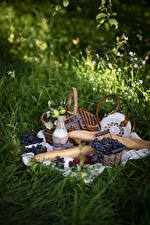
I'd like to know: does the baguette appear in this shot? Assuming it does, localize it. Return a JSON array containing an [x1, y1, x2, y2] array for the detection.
[[34, 145, 95, 162], [68, 130, 150, 150], [34, 145, 122, 166], [34, 131, 150, 163]]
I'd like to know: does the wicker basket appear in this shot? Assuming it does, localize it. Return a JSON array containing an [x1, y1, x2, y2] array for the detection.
[[96, 94, 135, 137], [41, 87, 101, 145], [103, 152, 122, 167], [41, 115, 56, 145], [41, 87, 80, 145], [65, 87, 79, 132], [65, 87, 101, 132], [79, 107, 101, 131]]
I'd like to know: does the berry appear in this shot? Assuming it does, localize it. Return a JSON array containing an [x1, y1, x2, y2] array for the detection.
[[69, 160, 77, 168], [21, 130, 43, 145], [73, 157, 80, 164], [54, 156, 65, 169], [58, 107, 66, 115], [23, 144, 47, 155], [51, 109, 59, 118], [84, 155, 91, 164]]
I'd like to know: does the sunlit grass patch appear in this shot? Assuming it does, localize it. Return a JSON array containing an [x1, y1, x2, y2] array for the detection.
[[0, 1, 150, 225]]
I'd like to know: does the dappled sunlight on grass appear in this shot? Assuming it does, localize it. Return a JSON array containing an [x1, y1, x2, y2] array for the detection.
[[0, 1, 150, 225]]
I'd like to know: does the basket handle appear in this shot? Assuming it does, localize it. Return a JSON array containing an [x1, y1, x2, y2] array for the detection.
[[120, 116, 136, 133], [67, 87, 78, 116], [96, 94, 120, 121]]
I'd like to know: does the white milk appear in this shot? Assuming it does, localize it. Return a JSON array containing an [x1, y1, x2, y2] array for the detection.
[[52, 128, 68, 144], [52, 116, 68, 145]]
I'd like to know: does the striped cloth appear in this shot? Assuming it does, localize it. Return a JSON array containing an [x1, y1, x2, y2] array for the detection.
[[120, 132, 150, 164]]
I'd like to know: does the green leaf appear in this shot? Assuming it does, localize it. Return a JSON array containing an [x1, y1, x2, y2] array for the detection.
[[97, 18, 105, 28], [63, 0, 69, 7], [96, 13, 107, 20], [48, 100, 51, 108], [136, 33, 143, 41], [55, 5, 61, 11], [31, 163, 38, 172], [46, 111, 51, 118], [101, 0, 106, 6], [108, 18, 118, 29], [6, 124, 15, 128], [104, 22, 110, 30], [8, 70, 15, 79], [112, 12, 117, 16], [44, 121, 53, 129]]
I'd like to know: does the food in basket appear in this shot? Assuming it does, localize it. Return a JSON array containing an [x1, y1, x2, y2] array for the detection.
[[58, 106, 66, 115], [51, 109, 60, 118], [41, 87, 101, 145]]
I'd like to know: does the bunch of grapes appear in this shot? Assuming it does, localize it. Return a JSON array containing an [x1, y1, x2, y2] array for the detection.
[[23, 144, 47, 155], [90, 152, 102, 164], [21, 131, 43, 145], [90, 137, 126, 163], [53, 156, 65, 169]]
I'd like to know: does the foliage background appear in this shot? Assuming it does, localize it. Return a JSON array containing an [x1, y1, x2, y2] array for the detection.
[[0, 0, 150, 224]]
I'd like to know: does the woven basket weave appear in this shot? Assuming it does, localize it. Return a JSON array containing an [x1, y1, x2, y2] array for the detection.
[[41, 87, 79, 145], [41, 115, 56, 145], [79, 107, 100, 131], [41, 87, 101, 145], [103, 152, 122, 167], [65, 87, 79, 132], [65, 88, 101, 132]]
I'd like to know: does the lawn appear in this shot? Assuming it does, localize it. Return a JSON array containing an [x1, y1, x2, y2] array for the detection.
[[0, 1, 150, 225]]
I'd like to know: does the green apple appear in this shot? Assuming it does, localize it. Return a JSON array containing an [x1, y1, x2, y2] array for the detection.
[[51, 109, 59, 118], [59, 107, 66, 115]]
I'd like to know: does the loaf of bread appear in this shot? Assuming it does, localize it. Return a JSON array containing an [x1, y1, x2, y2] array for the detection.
[[68, 130, 150, 150], [33, 130, 150, 163], [34, 145, 95, 162]]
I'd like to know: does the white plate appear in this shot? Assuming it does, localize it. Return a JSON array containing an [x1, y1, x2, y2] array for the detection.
[[100, 112, 131, 137]]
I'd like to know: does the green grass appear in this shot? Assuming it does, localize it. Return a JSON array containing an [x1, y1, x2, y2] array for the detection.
[[0, 1, 150, 225], [0, 140, 150, 225], [0, 56, 150, 225]]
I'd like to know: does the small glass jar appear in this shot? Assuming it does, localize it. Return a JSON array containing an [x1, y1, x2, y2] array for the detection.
[[52, 116, 68, 145]]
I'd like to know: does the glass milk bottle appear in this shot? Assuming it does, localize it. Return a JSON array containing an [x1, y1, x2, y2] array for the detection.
[[52, 116, 68, 145]]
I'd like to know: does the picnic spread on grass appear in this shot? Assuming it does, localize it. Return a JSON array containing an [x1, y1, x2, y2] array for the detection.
[[21, 87, 150, 182]]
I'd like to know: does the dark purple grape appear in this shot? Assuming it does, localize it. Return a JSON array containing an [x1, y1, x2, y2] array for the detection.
[[23, 144, 47, 155], [54, 156, 65, 169], [90, 153, 101, 164], [90, 137, 126, 161], [21, 130, 43, 145]]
